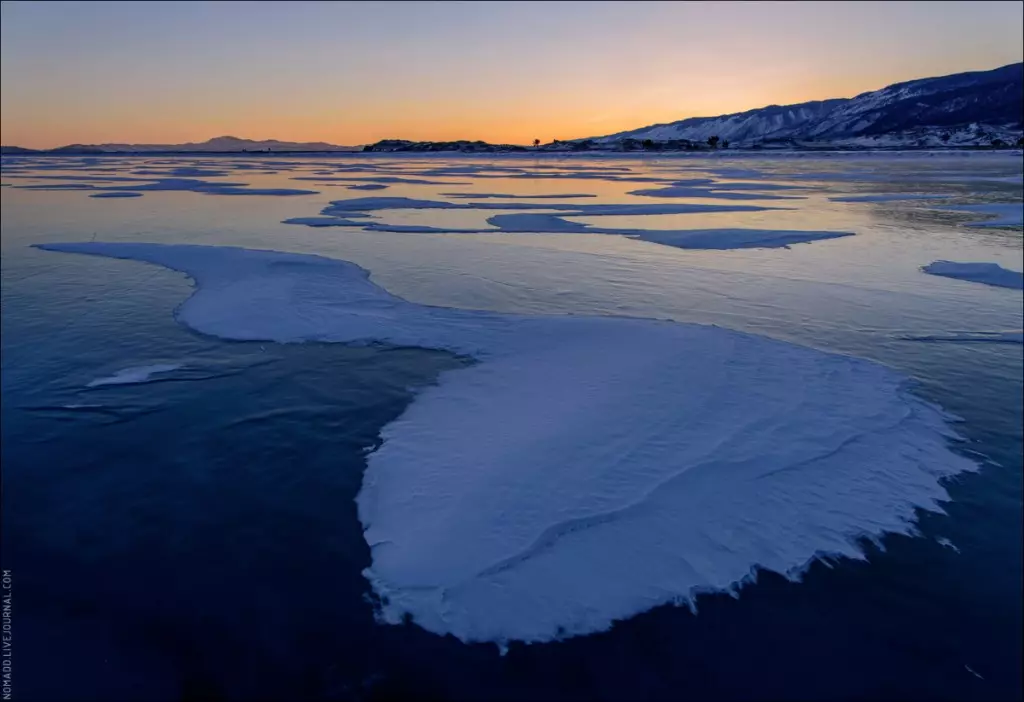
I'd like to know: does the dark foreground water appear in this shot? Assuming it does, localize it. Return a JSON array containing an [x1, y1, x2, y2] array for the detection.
[[1, 153, 1021, 701]]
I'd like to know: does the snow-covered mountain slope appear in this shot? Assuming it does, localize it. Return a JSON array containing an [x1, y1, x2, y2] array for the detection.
[[591, 63, 1023, 146]]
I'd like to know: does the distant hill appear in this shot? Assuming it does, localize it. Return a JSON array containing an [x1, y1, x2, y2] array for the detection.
[[0, 145, 41, 154], [5, 65, 1022, 156], [2, 136, 361, 154], [362, 139, 527, 153], [586, 63, 1024, 149]]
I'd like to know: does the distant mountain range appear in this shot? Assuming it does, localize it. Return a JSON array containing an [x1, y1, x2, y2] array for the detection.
[[1, 135, 360, 155], [3, 63, 1022, 155], [586, 62, 1023, 149]]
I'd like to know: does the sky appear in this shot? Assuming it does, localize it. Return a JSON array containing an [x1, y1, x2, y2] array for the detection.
[[1, 0, 1022, 148]]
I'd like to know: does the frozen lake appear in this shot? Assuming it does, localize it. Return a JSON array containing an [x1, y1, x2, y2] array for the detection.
[[2, 151, 1021, 700]]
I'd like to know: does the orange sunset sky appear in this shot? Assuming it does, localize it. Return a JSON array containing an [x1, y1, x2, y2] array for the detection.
[[2, 0, 1022, 148]]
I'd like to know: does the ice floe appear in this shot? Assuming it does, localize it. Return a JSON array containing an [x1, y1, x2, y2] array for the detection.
[[86, 363, 183, 388], [922, 261, 1024, 290], [319, 196, 782, 217], [38, 241, 978, 646], [284, 208, 851, 250]]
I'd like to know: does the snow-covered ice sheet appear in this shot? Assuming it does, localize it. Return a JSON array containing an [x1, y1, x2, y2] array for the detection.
[[319, 196, 782, 217], [38, 241, 978, 647], [922, 261, 1024, 290], [284, 210, 852, 250], [622, 227, 854, 250], [282, 216, 374, 227]]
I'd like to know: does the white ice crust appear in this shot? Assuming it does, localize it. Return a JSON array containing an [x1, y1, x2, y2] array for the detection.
[[922, 261, 1024, 290], [86, 363, 182, 388], [39, 242, 977, 646]]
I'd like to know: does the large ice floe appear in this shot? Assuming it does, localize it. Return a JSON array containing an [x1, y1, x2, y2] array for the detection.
[[922, 261, 1024, 290], [318, 196, 784, 217], [37, 241, 978, 647], [284, 198, 850, 250]]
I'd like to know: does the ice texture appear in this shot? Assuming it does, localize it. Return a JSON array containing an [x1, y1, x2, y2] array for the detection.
[[622, 227, 853, 249], [15, 177, 317, 197], [935, 203, 1024, 228], [922, 261, 1024, 290], [284, 210, 853, 250], [903, 330, 1023, 344], [86, 364, 182, 388], [626, 186, 802, 200], [319, 196, 782, 217], [440, 192, 598, 199], [37, 241, 978, 647], [829, 194, 947, 203]]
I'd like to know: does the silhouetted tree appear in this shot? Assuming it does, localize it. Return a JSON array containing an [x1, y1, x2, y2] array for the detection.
[[721, 139, 730, 149], [1017, 136, 1024, 147], [940, 132, 951, 143], [707, 135, 720, 148], [533, 139, 540, 148], [991, 138, 1006, 148], [642, 139, 654, 150]]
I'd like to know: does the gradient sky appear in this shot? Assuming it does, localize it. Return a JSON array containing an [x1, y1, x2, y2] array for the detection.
[[2, 0, 1022, 148]]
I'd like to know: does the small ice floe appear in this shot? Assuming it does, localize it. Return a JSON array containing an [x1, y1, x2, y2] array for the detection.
[[86, 363, 182, 388], [922, 261, 1024, 290]]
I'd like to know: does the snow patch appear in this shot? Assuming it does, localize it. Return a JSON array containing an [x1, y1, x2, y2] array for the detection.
[[922, 261, 1024, 289], [86, 364, 183, 388]]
